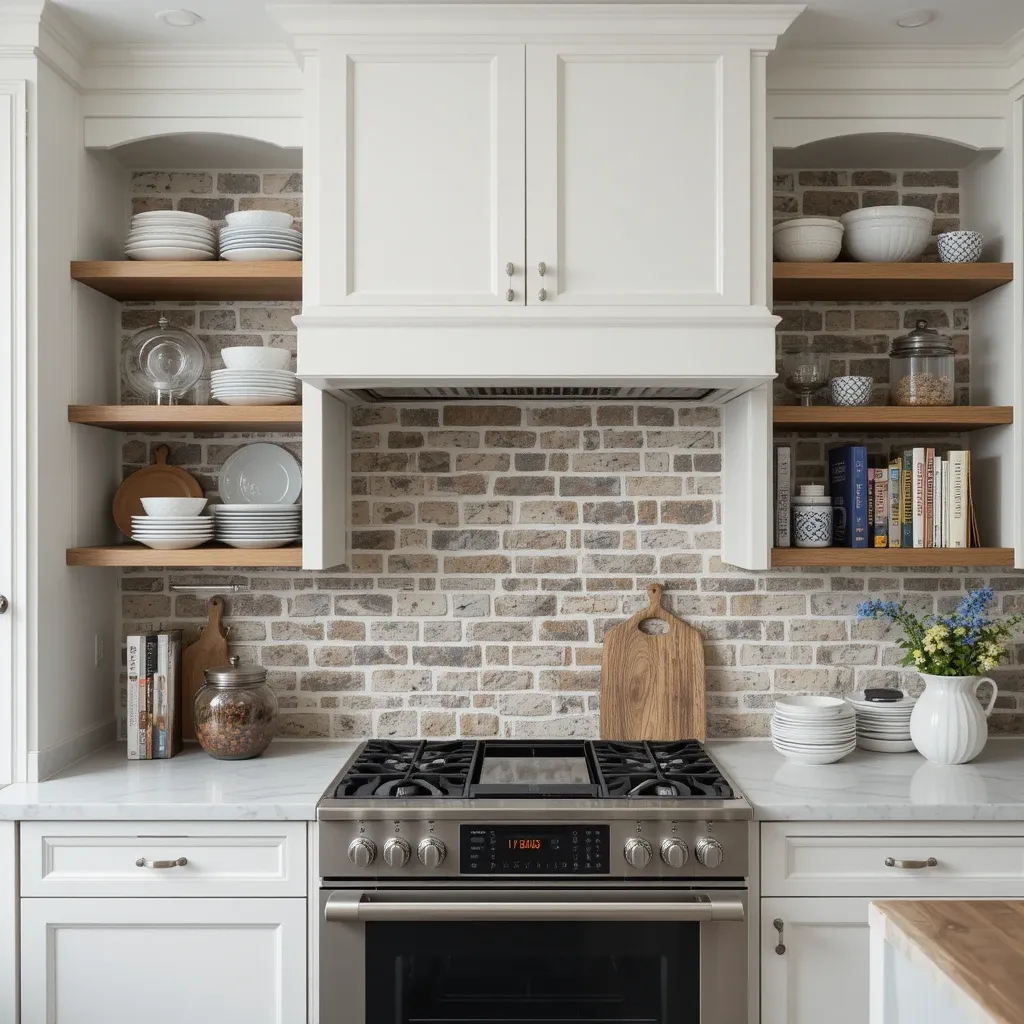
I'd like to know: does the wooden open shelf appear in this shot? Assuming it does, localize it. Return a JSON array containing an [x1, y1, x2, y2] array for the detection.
[[771, 547, 1014, 568], [70, 261, 302, 301], [773, 262, 1013, 302], [69, 405, 302, 432], [773, 406, 1012, 433], [67, 545, 303, 568]]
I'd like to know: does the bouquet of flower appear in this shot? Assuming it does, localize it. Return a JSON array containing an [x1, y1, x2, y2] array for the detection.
[[858, 587, 1022, 676]]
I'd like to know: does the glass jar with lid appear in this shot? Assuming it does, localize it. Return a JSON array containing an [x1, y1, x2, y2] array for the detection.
[[889, 320, 955, 407], [194, 656, 279, 760]]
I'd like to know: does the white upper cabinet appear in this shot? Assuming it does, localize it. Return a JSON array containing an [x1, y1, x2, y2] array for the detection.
[[526, 45, 749, 307], [305, 43, 526, 307]]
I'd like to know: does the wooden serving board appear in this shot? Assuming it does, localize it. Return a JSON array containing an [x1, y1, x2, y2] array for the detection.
[[181, 597, 229, 741], [599, 583, 706, 741]]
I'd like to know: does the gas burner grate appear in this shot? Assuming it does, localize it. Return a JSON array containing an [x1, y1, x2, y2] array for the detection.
[[592, 740, 733, 799], [333, 740, 478, 798]]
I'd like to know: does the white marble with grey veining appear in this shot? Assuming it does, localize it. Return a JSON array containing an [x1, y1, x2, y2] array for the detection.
[[709, 738, 1024, 821], [0, 741, 359, 821]]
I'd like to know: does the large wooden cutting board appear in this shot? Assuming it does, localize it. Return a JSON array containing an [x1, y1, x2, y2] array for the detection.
[[600, 583, 706, 741], [181, 597, 229, 741]]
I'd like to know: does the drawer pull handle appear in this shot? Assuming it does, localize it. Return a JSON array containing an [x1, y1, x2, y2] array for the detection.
[[773, 918, 786, 955], [884, 857, 937, 870], [136, 856, 188, 869]]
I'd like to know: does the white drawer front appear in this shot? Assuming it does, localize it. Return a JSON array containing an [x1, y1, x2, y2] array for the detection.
[[762, 822, 1024, 898], [20, 821, 307, 898]]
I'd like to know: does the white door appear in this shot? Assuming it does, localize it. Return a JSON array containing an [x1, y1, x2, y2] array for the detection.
[[308, 43, 526, 307], [761, 897, 871, 1024], [21, 897, 306, 1023], [526, 44, 752, 308]]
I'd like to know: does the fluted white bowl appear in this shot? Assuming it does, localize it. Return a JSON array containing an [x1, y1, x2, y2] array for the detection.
[[840, 205, 934, 262]]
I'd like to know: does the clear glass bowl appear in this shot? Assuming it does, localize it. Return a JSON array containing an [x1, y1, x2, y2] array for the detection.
[[122, 318, 208, 404]]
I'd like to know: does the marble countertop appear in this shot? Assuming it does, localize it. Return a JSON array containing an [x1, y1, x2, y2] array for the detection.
[[710, 739, 1024, 821], [0, 740, 359, 821]]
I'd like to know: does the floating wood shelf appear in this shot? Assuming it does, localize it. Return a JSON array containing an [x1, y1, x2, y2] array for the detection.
[[771, 547, 1014, 568], [69, 405, 302, 432], [70, 261, 302, 301], [773, 262, 1013, 302], [66, 545, 303, 568], [773, 406, 1013, 433]]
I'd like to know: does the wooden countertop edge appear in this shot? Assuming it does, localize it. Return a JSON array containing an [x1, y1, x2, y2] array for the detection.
[[872, 901, 1024, 1024]]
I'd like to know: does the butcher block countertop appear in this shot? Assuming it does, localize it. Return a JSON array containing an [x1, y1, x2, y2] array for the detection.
[[871, 900, 1024, 1024]]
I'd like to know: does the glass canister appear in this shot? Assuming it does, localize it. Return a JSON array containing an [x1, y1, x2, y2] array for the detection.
[[194, 656, 279, 760], [792, 484, 833, 548], [890, 320, 955, 406]]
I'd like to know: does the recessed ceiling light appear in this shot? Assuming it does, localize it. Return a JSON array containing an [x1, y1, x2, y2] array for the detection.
[[896, 9, 935, 28], [156, 9, 203, 28]]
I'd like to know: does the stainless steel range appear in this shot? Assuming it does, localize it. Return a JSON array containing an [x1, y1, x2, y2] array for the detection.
[[318, 738, 752, 1024]]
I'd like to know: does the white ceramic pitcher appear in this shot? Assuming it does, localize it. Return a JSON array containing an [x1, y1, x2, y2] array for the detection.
[[910, 674, 998, 765]]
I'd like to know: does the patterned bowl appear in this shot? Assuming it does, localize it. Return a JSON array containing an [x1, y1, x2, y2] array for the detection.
[[937, 230, 983, 264], [830, 375, 873, 406]]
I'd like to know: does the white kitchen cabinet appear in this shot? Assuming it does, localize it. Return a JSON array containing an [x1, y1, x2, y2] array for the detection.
[[761, 897, 872, 1024], [21, 896, 306, 1024]]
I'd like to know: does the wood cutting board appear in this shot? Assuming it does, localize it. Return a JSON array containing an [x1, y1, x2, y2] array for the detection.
[[599, 583, 706, 741], [182, 596, 229, 741], [112, 443, 204, 537]]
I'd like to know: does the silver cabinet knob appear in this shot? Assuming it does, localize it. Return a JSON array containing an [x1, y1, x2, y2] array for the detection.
[[348, 837, 376, 868], [382, 837, 411, 868], [538, 288, 547, 301], [0, 596, 8, 614], [660, 838, 689, 868], [505, 262, 515, 276], [418, 837, 446, 868], [623, 837, 652, 869], [537, 262, 547, 276], [695, 837, 724, 869]]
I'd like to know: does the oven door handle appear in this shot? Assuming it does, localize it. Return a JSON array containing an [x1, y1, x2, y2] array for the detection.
[[324, 892, 744, 923]]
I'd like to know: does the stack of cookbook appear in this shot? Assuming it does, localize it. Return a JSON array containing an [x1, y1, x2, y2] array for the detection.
[[126, 630, 183, 759]]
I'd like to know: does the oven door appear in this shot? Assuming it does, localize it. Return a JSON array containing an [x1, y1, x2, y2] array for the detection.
[[319, 886, 747, 1024]]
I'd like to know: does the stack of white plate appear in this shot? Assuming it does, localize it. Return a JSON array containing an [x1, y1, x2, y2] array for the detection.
[[126, 210, 216, 261], [218, 210, 302, 262], [213, 505, 302, 549], [212, 368, 299, 405], [771, 696, 857, 765], [131, 515, 215, 550], [847, 691, 917, 752]]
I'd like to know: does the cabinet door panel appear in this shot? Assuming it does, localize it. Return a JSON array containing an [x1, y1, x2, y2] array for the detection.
[[21, 897, 305, 1024], [761, 897, 870, 1024], [311, 44, 525, 306], [527, 44, 748, 307]]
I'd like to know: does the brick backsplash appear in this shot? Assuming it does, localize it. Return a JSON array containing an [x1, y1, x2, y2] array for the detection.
[[114, 169, 1024, 742]]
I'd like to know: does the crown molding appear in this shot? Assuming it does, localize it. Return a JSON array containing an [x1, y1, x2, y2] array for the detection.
[[85, 44, 299, 69]]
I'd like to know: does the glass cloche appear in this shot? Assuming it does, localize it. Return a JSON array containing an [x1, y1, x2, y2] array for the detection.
[[122, 317, 208, 404]]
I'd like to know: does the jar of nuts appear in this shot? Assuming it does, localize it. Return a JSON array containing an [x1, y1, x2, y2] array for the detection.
[[889, 320, 955, 406], [194, 657, 279, 760]]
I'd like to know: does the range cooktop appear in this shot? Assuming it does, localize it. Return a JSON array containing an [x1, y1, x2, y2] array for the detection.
[[331, 739, 735, 800]]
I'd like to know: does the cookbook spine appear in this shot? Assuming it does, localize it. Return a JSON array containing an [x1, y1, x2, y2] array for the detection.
[[167, 629, 183, 757], [901, 449, 914, 548], [924, 448, 935, 548], [775, 445, 792, 548], [888, 460, 902, 548], [126, 635, 141, 760], [872, 468, 888, 548], [144, 633, 158, 760], [949, 451, 968, 548], [155, 633, 169, 758], [912, 447, 926, 548]]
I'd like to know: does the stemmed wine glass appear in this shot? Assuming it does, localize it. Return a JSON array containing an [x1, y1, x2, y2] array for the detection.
[[782, 338, 831, 406]]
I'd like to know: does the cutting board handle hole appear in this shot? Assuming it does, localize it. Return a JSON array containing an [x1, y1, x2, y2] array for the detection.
[[638, 618, 669, 636]]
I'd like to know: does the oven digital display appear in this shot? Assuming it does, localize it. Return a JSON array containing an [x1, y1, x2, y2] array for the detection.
[[461, 825, 610, 875]]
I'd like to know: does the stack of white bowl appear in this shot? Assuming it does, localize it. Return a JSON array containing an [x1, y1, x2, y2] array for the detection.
[[132, 498, 212, 550], [213, 505, 302, 549], [771, 696, 857, 765], [126, 210, 216, 261], [218, 210, 302, 262], [213, 347, 299, 405], [847, 691, 916, 752]]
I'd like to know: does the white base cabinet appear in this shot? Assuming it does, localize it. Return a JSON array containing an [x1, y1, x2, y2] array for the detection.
[[21, 897, 306, 1024]]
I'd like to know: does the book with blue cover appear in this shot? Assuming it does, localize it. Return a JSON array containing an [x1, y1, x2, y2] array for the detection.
[[828, 445, 869, 547]]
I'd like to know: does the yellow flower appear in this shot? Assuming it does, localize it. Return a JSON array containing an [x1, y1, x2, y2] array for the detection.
[[912, 649, 925, 664], [955, 627, 967, 637]]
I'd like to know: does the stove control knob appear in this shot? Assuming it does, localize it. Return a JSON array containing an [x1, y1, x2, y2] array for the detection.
[[382, 837, 411, 868], [660, 838, 689, 869], [348, 837, 377, 869], [418, 837, 446, 868], [624, 837, 653, 869], [696, 837, 724, 869]]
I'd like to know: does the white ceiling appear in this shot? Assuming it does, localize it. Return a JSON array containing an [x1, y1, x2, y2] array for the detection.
[[38, 0, 1024, 49]]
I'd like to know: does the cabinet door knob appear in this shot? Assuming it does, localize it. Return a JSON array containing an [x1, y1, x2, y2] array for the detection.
[[505, 262, 515, 277], [506, 288, 515, 302], [0, 595, 8, 614], [537, 262, 547, 277], [136, 856, 187, 869], [884, 857, 938, 870], [773, 918, 786, 955], [538, 288, 547, 302]]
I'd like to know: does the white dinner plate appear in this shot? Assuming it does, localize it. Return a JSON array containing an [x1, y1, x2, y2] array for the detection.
[[218, 443, 302, 505], [220, 248, 302, 262], [214, 503, 302, 512], [211, 368, 297, 378], [133, 209, 212, 224], [127, 247, 215, 261], [133, 537, 212, 550], [220, 537, 300, 549], [856, 737, 917, 753], [214, 395, 298, 406]]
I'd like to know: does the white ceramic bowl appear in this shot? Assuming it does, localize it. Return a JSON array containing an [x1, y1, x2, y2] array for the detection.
[[224, 210, 294, 230], [839, 205, 934, 262], [773, 217, 844, 263], [830, 375, 874, 407], [937, 230, 984, 264], [221, 346, 292, 371], [140, 497, 207, 517]]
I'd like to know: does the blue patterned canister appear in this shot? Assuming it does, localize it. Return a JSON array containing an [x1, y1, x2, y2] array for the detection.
[[792, 485, 833, 548]]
